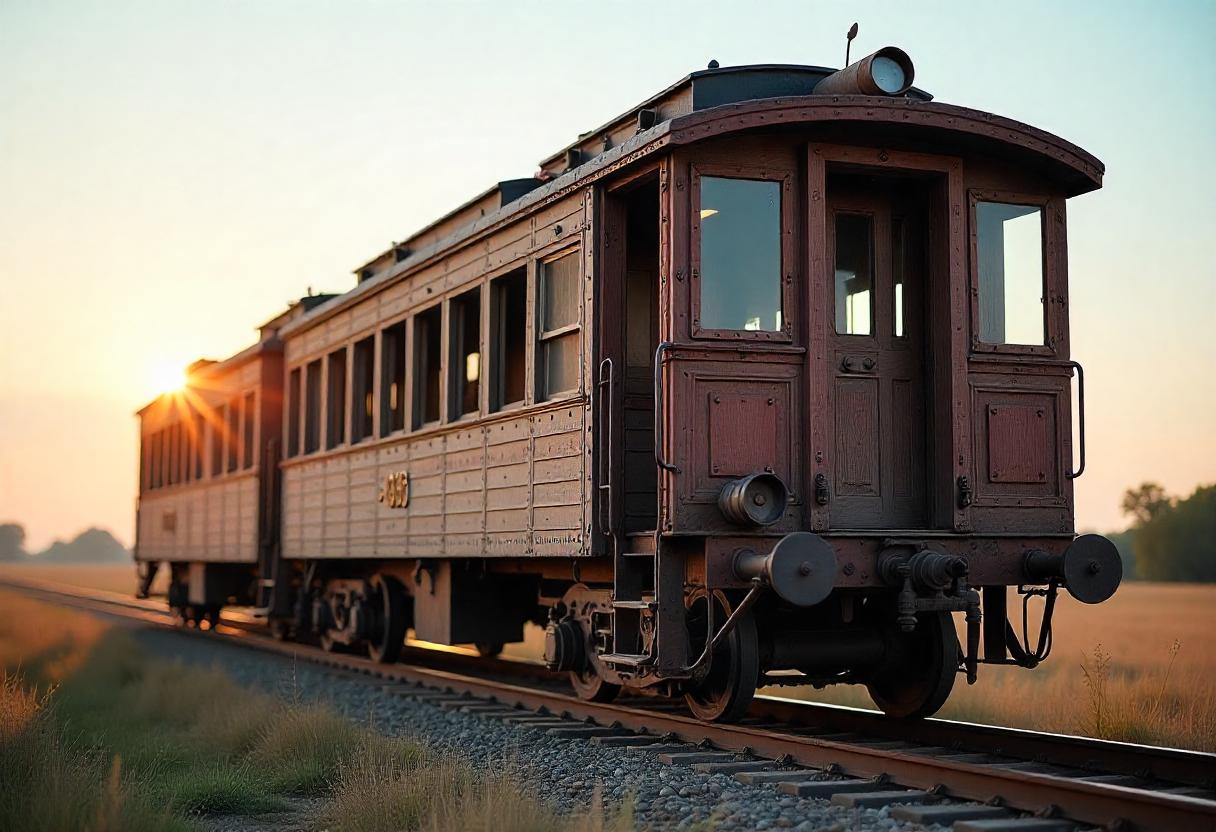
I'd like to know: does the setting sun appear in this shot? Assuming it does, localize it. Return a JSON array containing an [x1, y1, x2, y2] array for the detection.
[[148, 361, 187, 396]]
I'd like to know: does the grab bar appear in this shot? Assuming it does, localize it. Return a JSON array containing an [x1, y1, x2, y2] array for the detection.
[[1067, 360, 1085, 479], [653, 341, 679, 473]]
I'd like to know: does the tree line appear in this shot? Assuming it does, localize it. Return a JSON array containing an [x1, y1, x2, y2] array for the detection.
[[0, 523, 130, 564], [1114, 483, 1215, 582]]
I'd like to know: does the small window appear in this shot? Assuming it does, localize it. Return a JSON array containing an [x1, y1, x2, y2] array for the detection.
[[450, 288, 481, 418], [304, 359, 322, 453], [834, 213, 874, 336], [326, 349, 347, 449], [193, 411, 205, 479], [182, 416, 193, 483], [151, 431, 161, 489], [212, 408, 226, 476], [287, 368, 301, 458], [412, 305, 442, 428], [976, 201, 1045, 346], [698, 176, 782, 332], [167, 423, 178, 486], [243, 392, 256, 469], [538, 251, 580, 400], [380, 322, 406, 436], [351, 337, 374, 443], [227, 398, 240, 472], [490, 268, 527, 411]]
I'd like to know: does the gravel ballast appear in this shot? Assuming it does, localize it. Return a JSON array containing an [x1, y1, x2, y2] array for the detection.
[[135, 628, 941, 831]]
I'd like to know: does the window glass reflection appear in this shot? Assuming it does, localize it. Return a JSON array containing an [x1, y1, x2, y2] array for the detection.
[[699, 177, 782, 332], [976, 202, 1045, 346], [834, 213, 873, 336]]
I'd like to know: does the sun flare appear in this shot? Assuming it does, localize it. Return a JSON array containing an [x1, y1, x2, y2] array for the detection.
[[149, 361, 188, 395]]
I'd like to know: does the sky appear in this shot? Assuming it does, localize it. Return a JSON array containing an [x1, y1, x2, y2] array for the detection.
[[1, 0, 1213, 551]]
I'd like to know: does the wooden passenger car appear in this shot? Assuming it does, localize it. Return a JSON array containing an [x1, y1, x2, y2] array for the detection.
[[141, 49, 1123, 721]]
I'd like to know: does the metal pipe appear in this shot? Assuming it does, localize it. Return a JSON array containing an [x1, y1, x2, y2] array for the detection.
[[815, 47, 915, 97], [769, 629, 885, 671]]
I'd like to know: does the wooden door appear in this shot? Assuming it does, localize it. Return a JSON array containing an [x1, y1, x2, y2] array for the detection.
[[826, 181, 927, 528]]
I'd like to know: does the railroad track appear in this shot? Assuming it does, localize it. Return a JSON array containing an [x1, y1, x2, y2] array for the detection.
[[3, 576, 1213, 832]]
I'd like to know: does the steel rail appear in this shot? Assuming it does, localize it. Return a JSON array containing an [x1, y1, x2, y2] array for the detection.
[[3, 576, 1213, 831]]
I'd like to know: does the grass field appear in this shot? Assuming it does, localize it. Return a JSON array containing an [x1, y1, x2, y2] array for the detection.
[[0, 561, 166, 596], [0, 589, 633, 832], [3, 563, 1212, 751]]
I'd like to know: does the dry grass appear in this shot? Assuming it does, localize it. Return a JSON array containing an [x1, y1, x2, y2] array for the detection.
[[768, 582, 1216, 750], [0, 562, 167, 596], [0, 590, 639, 831]]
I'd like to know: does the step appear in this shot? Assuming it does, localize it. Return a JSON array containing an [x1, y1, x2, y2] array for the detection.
[[621, 551, 655, 558], [892, 804, 1013, 825], [611, 600, 656, 610], [599, 652, 652, 667], [831, 789, 931, 809]]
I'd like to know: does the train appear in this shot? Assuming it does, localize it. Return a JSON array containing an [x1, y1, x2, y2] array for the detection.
[[134, 44, 1122, 722]]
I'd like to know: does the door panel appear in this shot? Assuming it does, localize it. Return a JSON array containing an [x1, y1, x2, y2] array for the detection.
[[827, 181, 928, 529]]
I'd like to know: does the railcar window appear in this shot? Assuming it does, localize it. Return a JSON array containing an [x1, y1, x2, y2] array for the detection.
[[167, 423, 178, 486], [326, 349, 347, 449], [151, 430, 161, 489], [834, 212, 874, 336], [450, 288, 481, 418], [698, 176, 782, 332], [380, 322, 406, 436], [351, 337, 374, 443], [182, 417, 193, 483], [304, 360, 322, 453], [193, 412, 205, 478], [243, 392, 255, 468], [539, 251, 580, 400], [213, 407, 226, 476], [287, 368, 301, 458], [490, 268, 527, 411], [976, 201, 1045, 346], [413, 305, 442, 428], [227, 398, 240, 472]]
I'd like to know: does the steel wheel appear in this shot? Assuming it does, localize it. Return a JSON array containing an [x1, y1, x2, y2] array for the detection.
[[866, 610, 958, 719], [475, 641, 504, 658], [366, 573, 409, 664], [683, 590, 760, 723], [570, 664, 621, 703]]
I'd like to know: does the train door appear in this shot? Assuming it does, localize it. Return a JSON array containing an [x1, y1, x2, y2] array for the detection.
[[825, 177, 929, 528]]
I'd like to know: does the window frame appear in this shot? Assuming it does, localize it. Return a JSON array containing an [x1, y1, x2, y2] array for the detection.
[[303, 359, 323, 454], [447, 286, 483, 421], [967, 189, 1060, 357], [489, 263, 530, 414], [350, 335, 375, 443], [536, 246, 583, 402], [411, 301, 445, 430], [242, 391, 256, 469], [325, 348, 347, 450], [379, 320, 407, 437], [690, 164, 795, 343], [286, 367, 301, 458]]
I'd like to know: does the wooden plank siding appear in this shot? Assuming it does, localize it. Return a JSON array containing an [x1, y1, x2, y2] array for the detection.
[[280, 190, 593, 560]]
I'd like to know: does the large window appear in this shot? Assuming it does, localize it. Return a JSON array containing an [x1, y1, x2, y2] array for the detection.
[[380, 322, 405, 436], [975, 201, 1045, 346], [304, 359, 322, 453], [326, 349, 347, 449], [538, 251, 580, 400], [450, 287, 481, 418], [351, 336, 374, 443], [698, 176, 782, 332], [490, 268, 527, 411], [834, 212, 874, 336], [413, 305, 442, 428], [193, 411, 204, 479], [287, 367, 301, 458]]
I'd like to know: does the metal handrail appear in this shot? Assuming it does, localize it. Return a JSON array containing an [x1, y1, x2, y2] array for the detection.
[[653, 341, 679, 473], [596, 357, 615, 536], [1066, 360, 1085, 479]]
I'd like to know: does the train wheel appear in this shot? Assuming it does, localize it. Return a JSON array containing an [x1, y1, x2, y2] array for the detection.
[[684, 590, 759, 723], [366, 574, 408, 664], [866, 611, 958, 719], [570, 664, 621, 703], [475, 642, 504, 658]]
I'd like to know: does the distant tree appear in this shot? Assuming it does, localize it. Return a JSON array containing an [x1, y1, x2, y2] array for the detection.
[[0, 523, 26, 561], [1120, 482, 1171, 526], [36, 528, 130, 564], [1123, 484, 1216, 582]]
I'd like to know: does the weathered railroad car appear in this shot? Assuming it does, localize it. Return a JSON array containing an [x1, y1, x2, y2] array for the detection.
[[137, 45, 1122, 721]]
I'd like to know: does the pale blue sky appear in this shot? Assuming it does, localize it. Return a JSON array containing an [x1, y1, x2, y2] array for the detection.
[[1, 0, 1213, 549]]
